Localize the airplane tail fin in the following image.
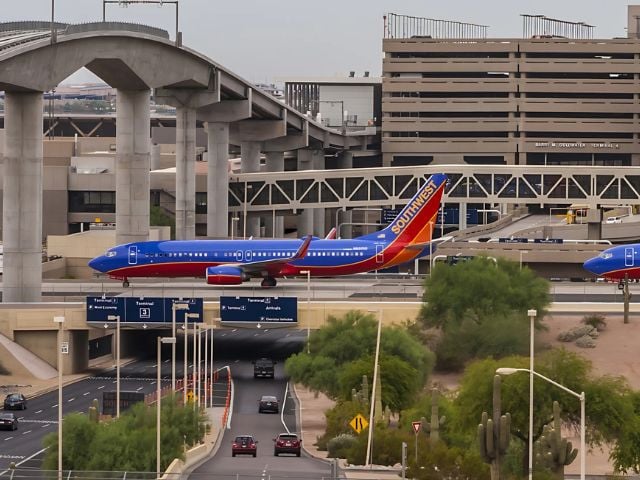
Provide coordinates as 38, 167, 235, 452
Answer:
357, 173, 447, 246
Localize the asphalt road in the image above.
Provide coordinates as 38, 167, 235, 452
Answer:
0, 329, 308, 476
190, 360, 332, 480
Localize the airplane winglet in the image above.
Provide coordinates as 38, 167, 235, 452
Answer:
324, 227, 337, 240
292, 235, 313, 260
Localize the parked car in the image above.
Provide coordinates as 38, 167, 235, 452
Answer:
3, 393, 27, 410
0, 412, 18, 430
253, 358, 275, 379
258, 395, 279, 414
232, 435, 257, 457
273, 432, 301, 457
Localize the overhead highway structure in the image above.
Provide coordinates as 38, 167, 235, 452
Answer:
0, 21, 375, 302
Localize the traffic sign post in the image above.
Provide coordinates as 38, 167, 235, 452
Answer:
349, 413, 369, 434
412, 421, 421, 462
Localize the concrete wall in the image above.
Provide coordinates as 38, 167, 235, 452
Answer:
319, 85, 374, 127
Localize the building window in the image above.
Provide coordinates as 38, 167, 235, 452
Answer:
68, 191, 115, 213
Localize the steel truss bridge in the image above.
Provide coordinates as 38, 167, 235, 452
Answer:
230, 165, 640, 213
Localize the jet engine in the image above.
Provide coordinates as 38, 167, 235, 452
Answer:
206, 266, 248, 285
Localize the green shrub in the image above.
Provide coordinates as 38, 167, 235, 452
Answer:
327, 433, 358, 459
582, 313, 607, 331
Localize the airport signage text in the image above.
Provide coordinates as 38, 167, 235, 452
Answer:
220, 296, 297, 323
86, 297, 203, 323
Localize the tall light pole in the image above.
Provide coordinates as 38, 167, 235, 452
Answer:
107, 315, 121, 417
365, 309, 383, 467
527, 309, 536, 480
192, 322, 197, 410
496, 367, 585, 480
300, 270, 311, 354
183, 313, 199, 404
171, 302, 189, 392
157, 336, 176, 478
54, 316, 65, 480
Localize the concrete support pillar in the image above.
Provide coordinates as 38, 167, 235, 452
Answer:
206, 122, 229, 238
459, 203, 468, 230
241, 141, 261, 238
312, 149, 325, 237
116, 89, 150, 245
297, 149, 314, 235
3, 92, 43, 302
151, 143, 161, 170
264, 151, 285, 238
337, 151, 353, 238
175, 106, 197, 240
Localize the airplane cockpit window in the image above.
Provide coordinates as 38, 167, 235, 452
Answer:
598, 252, 613, 259
105, 250, 117, 258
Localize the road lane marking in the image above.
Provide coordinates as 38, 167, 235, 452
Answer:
67, 398, 75, 402
22, 430, 32, 435
136, 387, 143, 391
98, 385, 105, 389
51, 404, 57, 408
3, 438, 14, 442
41, 424, 50, 428
83, 392, 90, 396
35, 410, 42, 414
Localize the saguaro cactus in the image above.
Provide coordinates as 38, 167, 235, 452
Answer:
88, 398, 99, 423
422, 388, 446, 442
478, 375, 511, 480
536, 401, 578, 479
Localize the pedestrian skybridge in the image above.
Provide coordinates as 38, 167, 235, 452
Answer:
232, 164, 640, 212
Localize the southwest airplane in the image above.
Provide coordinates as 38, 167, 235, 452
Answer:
88, 173, 447, 287
583, 244, 640, 282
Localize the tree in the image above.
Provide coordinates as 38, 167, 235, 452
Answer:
150, 205, 175, 239
285, 310, 435, 411
43, 396, 206, 472
453, 349, 637, 477
417, 257, 550, 370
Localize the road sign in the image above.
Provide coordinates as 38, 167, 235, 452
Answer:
349, 413, 369, 434
60, 342, 69, 354
86, 297, 204, 323
412, 421, 421, 434
220, 296, 297, 323
102, 391, 144, 416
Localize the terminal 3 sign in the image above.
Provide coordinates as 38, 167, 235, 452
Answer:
86, 296, 203, 323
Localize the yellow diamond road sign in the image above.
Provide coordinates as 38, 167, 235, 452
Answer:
349, 414, 369, 434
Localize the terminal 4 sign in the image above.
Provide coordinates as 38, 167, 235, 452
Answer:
86, 296, 203, 323
220, 296, 297, 323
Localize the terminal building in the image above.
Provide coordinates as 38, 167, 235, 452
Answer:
381, 7, 640, 168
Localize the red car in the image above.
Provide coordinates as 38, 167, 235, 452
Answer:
232, 435, 257, 457
273, 433, 301, 457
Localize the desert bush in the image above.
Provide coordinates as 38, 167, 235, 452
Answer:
582, 314, 607, 331
327, 433, 357, 458
576, 335, 597, 348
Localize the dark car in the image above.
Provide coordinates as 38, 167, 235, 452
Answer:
258, 395, 279, 414
232, 435, 257, 457
273, 433, 301, 457
0, 413, 18, 431
3, 393, 27, 410
253, 358, 275, 379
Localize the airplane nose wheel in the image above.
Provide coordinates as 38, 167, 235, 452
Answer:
261, 277, 277, 288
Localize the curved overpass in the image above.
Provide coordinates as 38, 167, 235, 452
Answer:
0, 21, 375, 302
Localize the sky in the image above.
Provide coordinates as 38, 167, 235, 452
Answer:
5, 1, 638, 84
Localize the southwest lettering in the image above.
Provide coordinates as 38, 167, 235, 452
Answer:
390, 180, 437, 235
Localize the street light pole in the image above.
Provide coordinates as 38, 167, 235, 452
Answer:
496, 366, 585, 480
107, 315, 121, 417
527, 309, 536, 480
365, 309, 383, 467
157, 336, 176, 478
54, 316, 65, 480
171, 302, 189, 393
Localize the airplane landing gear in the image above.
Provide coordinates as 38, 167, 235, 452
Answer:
261, 277, 277, 288
122, 279, 130, 288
